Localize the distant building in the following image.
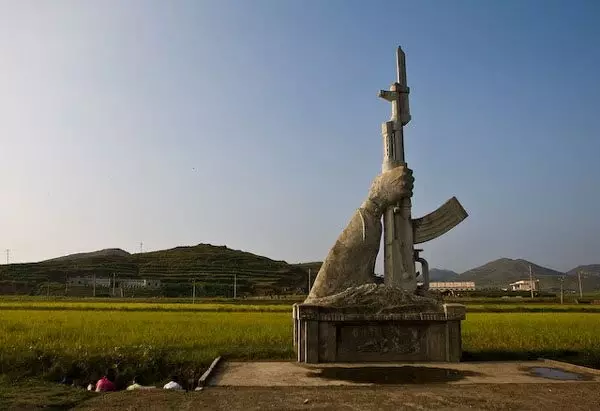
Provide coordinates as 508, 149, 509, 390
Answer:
509, 280, 539, 292
67, 276, 161, 289
429, 282, 476, 292
68, 276, 111, 288
118, 278, 161, 289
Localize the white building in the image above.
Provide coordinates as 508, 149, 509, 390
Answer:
429, 281, 476, 292
509, 280, 539, 292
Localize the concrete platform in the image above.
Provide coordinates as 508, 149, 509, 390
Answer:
209, 359, 600, 387
293, 303, 466, 363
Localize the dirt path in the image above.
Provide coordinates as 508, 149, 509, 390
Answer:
75, 384, 600, 411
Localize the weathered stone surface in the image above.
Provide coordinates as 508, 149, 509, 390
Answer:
305, 283, 442, 314
306, 167, 414, 302
295, 47, 468, 364
293, 303, 465, 363
294, 303, 466, 323
379, 47, 416, 292
413, 196, 469, 244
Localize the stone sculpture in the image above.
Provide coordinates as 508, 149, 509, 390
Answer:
293, 47, 469, 363
306, 165, 414, 302
307, 47, 467, 304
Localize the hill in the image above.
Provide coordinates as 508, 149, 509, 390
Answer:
458, 258, 581, 291
45, 248, 131, 262
0, 244, 312, 297
3, 245, 600, 296
564, 265, 600, 293
452, 259, 600, 291
567, 265, 600, 277
458, 258, 563, 289
429, 269, 459, 282
292, 261, 322, 274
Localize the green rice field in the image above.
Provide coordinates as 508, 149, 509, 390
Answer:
1, 299, 600, 313
1, 300, 599, 385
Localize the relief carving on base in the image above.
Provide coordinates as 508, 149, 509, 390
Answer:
348, 326, 421, 355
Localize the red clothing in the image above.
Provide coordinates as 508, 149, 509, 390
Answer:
95, 376, 116, 392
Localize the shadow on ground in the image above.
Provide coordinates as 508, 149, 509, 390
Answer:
306, 366, 482, 384
463, 349, 577, 362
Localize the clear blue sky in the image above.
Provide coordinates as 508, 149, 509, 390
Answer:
1, 0, 599, 273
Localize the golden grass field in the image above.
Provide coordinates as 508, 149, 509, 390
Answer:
1, 300, 599, 385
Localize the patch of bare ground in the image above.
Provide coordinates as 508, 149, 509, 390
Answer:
74, 384, 600, 411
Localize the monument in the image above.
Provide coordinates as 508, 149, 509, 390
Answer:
293, 47, 469, 363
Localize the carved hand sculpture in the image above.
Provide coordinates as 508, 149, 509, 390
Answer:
306, 166, 414, 303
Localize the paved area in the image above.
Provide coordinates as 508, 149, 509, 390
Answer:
209, 359, 600, 386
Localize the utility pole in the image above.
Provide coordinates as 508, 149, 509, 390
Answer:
5, 249, 9, 265
529, 265, 534, 299
233, 274, 237, 299
192, 279, 196, 303
578, 271, 583, 299
47, 278, 50, 297
112, 273, 116, 297
93, 273, 96, 297
308, 268, 312, 294
140, 242, 143, 253
559, 276, 565, 304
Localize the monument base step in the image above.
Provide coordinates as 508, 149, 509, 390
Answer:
292, 303, 466, 363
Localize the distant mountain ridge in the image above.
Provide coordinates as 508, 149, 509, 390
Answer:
429, 269, 459, 282
457, 258, 600, 291
45, 248, 131, 262
0, 244, 311, 296
567, 265, 600, 277
1, 246, 600, 293
458, 258, 563, 288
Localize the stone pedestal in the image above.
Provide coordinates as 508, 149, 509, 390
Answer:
292, 303, 465, 363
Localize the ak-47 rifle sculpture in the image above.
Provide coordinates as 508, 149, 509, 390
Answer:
378, 47, 467, 292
